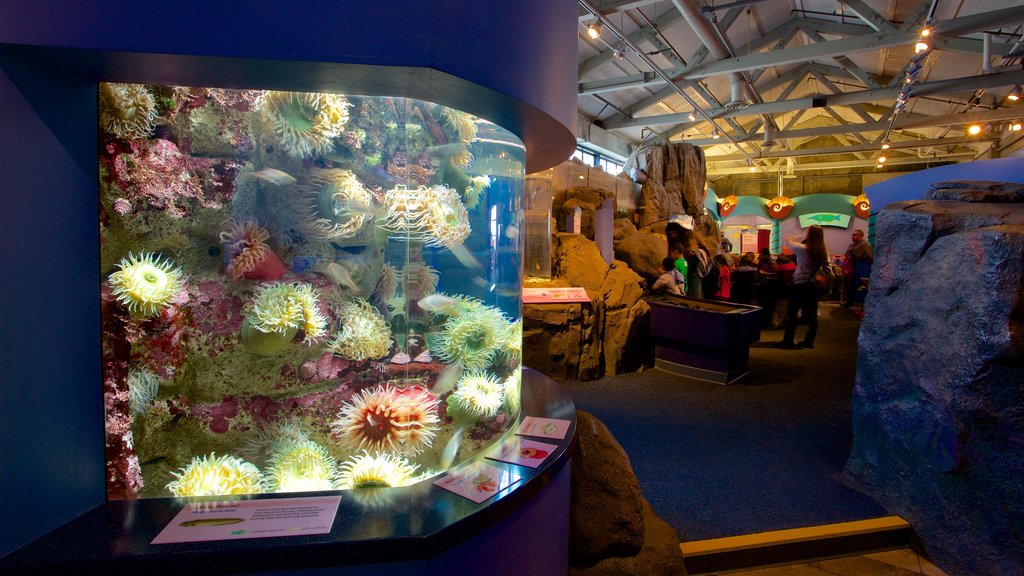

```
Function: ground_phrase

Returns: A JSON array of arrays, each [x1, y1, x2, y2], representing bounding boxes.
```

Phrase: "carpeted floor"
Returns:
[[557, 302, 888, 542]]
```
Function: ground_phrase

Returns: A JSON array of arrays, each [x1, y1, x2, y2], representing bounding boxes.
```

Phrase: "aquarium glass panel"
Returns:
[[99, 84, 524, 500]]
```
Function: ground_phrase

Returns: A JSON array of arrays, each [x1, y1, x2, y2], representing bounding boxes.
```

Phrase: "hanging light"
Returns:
[[613, 43, 627, 60], [968, 124, 983, 135], [688, 112, 697, 122], [712, 128, 721, 140], [920, 27, 931, 37], [1008, 85, 1022, 102], [1012, 122, 1023, 131], [587, 22, 602, 39], [881, 139, 892, 150], [747, 160, 756, 173], [914, 41, 930, 54], [877, 155, 888, 164]]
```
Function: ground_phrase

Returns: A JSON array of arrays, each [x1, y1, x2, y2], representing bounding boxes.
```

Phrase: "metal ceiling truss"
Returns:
[[708, 134, 1000, 162], [707, 151, 979, 176]]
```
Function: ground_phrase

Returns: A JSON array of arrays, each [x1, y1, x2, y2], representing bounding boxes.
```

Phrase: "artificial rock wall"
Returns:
[[844, 180, 1024, 576]]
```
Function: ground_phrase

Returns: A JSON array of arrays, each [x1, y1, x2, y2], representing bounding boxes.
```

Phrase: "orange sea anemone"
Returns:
[[219, 218, 286, 280], [331, 384, 440, 456]]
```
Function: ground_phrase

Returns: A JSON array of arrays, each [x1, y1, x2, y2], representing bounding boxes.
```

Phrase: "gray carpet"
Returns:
[[557, 302, 888, 542]]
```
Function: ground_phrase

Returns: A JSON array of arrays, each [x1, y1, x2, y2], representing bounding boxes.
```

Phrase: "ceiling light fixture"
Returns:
[[1013, 122, 1023, 131], [877, 155, 887, 164], [914, 41, 930, 54], [920, 27, 931, 37], [746, 160, 756, 173], [1009, 85, 1022, 102], [968, 124, 983, 135], [881, 139, 891, 150], [712, 128, 721, 140], [614, 43, 627, 60], [688, 112, 697, 122], [587, 22, 602, 40]]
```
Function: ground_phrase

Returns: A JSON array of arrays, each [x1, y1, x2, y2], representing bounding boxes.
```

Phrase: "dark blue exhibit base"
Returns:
[[646, 295, 762, 385], [0, 370, 575, 576]]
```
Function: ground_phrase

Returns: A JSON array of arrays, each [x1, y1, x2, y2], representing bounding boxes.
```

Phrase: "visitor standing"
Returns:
[[842, 229, 873, 308], [678, 228, 713, 299], [776, 225, 829, 349], [711, 254, 731, 301]]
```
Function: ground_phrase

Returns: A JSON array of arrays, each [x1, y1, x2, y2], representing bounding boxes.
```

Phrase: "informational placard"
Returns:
[[740, 230, 758, 253], [151, 496, 341, 545], [486, 437, 559, 469], [516, 416, 571, 440], [433, 461, 522, 504], [522, 287, 590, 304]]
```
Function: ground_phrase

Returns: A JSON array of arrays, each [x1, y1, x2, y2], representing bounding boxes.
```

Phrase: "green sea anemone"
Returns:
[[242, 282, 328, 355], [502, 370, 521, 416], [127, 368, 161, 416], [264, 440, 340, 493], [263, 91, 351, 159], [99, 83, 159, 140], [435, 298, 507, 371], [449, 371, 504, 419], [295, 169, 375, 240], [108, 251, 184, 317], [336, 451, 420, 489], [165, 453, 264, 497], [328, 298, 392, 361]]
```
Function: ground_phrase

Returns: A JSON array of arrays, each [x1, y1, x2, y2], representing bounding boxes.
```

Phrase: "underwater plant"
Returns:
[[434, 298, 507, 371], [328, 297, 393, 361], [108, 251, 185, 318], [219, 218, 286, 280], [378, 184, 470, 247], [449, 371, 504, 420], [295, 169, 376, 240], [262, 91, 352, 159], [242, 282, 329, 355], [127, 368, 161, 417], [99, 83, 159, 140], [331, 384, 440, 456], [264, 440, 340, 493], [165, 453, 264, 497], [336, 451, 420, 489]]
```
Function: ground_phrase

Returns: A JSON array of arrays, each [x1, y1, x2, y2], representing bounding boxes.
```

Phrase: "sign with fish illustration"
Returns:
[[151, 495, 341, 544], [486, 437, 558, 469], [797, 212, 851, 228], [432, 461, 521, 504], [516, 416, 571, 440]]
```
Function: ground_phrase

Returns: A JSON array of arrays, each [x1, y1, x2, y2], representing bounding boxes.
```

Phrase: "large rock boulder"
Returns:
[[523, 234, 651, 380], [554, 187, 616, 239], [844, 180, 1024, 576], [569, 411, 686, 576], [638, 143, 705, 229], [614, 230, 667, 286]]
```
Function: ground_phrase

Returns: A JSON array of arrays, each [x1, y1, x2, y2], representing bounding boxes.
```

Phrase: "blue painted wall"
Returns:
[[865, 157, 1024, 210]]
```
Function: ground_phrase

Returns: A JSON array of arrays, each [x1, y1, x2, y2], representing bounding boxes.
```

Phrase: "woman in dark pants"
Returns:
[[776, 225, 829, 349]]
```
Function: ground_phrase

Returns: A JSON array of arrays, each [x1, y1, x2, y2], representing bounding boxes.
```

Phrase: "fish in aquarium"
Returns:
[[97, 83, 525, 500]]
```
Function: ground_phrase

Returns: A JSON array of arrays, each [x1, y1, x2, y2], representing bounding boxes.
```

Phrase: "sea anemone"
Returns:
[[438, 107, 478, 168], [400, 263, 440, 304], [263, 91, 352, 159], [378, 184, 470, 247], [165, 453, 264, 497], [502, 370, 521, 416], [108, 251, 185, 317], [127, 368, 161, 417], [449, 371, 504, 419], [336, 451, 420, 489], [328, 298, 393, 361], [242, 282, 328, 355], [371, 263, 398, 310], [435, 299, 507, 371], [331, 384, 440, 456], [464, 175, 492, 210], [496, 318, 522, 366], [99, 83, 159, 140], [294, 169, 376, 240], [219, 218, 277, 280], [264, 440, 340, 493], [240, 417, 310, 465]]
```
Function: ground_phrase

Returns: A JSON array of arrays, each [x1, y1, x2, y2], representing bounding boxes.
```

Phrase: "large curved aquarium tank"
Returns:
[[99, 84, 524, 500]]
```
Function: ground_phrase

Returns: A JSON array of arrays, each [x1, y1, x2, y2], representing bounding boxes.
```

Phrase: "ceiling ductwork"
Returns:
[[726, 76, 752, 110], [672, 0, 757, 110]]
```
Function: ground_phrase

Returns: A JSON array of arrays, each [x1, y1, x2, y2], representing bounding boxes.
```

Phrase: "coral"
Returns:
[[108, 251, 185, 317], [165, 453, 264, 497], [435, 298, 507, 371], [294, 169, 376, 240], [265, 440, 340, 493], [449, 371, 504, 419], [378, 184, 470, 247], [99, 83, 159, 140], [336, 451, 420, 489], [127, 368, 161, 416], [371, 263, 398, 310], [107, 138, 216, 218], [242, 282, 328, 355], [219, 218, 285, 280], [328, 297, 393, 361], [331, 383, 440, 456], [263, 91, 352, 159]]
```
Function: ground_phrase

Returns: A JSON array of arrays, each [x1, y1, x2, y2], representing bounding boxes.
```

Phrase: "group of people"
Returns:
[[651, 223, 874, 351]]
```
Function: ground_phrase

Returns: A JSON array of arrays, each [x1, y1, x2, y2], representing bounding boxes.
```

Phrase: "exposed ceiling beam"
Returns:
[[678, 105, 1024, 146], [579, 0, 660, 21], [678, 6, 1024, 80], [705, 135, 1000, 161], [601, 68, 1024, 128], [579, 9, 683, 77], [800, 19, 1015, 56], [836, 0, 897, 33], [706, 153, 975, 176]]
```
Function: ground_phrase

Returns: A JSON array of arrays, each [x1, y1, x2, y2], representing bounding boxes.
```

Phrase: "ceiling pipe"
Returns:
[[703, 0, 769, 13], [577, 0, 757, 164], [671, 0, 778, 137]]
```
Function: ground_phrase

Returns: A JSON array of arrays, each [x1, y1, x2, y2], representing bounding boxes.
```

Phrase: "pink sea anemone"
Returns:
[[330, 384, 440, 456], [219, 218, 287, 280]]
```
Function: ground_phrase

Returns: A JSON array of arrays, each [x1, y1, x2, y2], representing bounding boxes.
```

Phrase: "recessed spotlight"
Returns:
[[968, 124, 983, 135], [587, 22, 602, 40]]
